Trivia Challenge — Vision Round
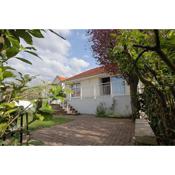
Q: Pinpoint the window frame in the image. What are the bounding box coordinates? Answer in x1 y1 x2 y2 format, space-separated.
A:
111 76 126 95
71 83 81 98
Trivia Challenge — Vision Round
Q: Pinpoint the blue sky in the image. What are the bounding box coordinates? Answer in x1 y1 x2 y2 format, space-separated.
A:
67 30 97 67
68 30 97 68
7 30 99 85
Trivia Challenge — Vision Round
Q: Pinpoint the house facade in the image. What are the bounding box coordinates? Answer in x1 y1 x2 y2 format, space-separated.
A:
55 66 132 117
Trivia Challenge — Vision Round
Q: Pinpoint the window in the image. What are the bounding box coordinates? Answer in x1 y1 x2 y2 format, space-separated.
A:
111 76 125 95
71 83 80 97
100 77 111 95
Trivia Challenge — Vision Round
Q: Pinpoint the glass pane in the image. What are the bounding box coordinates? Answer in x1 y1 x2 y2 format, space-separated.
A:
71 83 80 97
111 76 125 95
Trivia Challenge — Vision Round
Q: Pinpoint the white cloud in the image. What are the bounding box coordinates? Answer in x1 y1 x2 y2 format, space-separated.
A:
56 30 71 37
7 30 90 86
70 57 89 71
33 31 71 56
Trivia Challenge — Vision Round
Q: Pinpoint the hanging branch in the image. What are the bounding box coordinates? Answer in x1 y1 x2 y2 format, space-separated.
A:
133 30 175 73
131 49 148 71
134 66 168 109
133 45 155 51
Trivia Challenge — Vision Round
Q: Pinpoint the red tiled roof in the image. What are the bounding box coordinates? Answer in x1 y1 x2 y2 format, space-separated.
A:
57 76 67 81
65 66 106 81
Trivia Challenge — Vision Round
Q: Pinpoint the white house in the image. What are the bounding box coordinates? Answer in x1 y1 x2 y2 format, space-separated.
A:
54 66 132 117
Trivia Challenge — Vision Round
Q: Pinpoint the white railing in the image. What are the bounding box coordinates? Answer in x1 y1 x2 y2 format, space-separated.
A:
69 82 111 99
68 81 126 100
99 82 111 96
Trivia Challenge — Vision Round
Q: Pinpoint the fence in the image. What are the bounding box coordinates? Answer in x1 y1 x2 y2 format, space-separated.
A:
0 112 30 146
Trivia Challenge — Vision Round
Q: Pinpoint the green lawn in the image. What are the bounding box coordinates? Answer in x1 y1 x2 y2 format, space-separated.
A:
5 115 72 146
17 114 72 131
28 115 72 145
29 116 72 131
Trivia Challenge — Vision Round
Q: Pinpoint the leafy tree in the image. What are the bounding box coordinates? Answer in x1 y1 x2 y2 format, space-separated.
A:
0 29 66 145
89 29 175 144
49 85 66 103
120 29 175 144
88 30 140 119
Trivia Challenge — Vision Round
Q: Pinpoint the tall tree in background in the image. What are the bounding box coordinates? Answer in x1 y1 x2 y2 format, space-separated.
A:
88 30 139 119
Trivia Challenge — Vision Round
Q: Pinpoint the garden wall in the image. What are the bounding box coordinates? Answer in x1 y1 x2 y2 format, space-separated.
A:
68 95 132 116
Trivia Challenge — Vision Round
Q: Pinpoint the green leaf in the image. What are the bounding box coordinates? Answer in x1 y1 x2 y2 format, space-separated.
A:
4 108 18 115
6 47 19 58
29 30 44 38
49 30 66 40
16 30 33 45
0 123 8 135
6 33 20 48
25 46 36 51
4 66 16 71
35 114 44 121
4 37 11 48
39 101 53 114
15 57 32 65
3 71 15 79
24 50 42 59
110 33 117 38
1 102 16 108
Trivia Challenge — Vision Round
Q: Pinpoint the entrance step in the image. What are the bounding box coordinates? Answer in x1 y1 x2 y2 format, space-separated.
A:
51 103 80 115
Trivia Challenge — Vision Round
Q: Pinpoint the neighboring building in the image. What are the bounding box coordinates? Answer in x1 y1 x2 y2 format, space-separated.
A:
54 66 132 116
53 76 67 88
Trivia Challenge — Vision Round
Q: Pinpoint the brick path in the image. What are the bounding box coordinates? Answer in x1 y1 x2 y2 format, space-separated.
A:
31 115 134 145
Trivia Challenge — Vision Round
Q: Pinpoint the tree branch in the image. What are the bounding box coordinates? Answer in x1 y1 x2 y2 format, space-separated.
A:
144 64 159 83
134 66 167 108
154 29 160 49
132 49 147 69
123 45 133 61
133 44 156 51
133 30 175 74
156 49 175 73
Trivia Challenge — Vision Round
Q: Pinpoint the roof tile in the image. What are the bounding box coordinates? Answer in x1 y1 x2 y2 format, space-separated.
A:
57 76 67 81
65 66 106 81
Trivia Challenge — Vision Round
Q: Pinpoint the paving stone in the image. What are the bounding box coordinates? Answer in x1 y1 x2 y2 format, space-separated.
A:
31 115 134 146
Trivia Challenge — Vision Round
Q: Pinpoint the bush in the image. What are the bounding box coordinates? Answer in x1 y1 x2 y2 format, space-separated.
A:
96 103 108 117
96 103 115 117
96 102 123 118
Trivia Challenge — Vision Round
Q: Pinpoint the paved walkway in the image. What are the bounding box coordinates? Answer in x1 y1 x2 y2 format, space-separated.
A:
31 115 134 145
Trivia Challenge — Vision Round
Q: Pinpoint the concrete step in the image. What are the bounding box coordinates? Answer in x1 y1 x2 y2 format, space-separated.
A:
134 119 157 145
51 104 80 115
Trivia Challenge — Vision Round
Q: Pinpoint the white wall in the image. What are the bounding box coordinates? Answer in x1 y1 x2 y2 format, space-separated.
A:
67 74 132 116
68 95 132 117
80 76 130 98
113 95 132 116
80 77 100 98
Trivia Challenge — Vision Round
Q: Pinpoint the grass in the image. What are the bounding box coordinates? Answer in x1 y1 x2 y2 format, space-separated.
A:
29 116 72 131
4 115 72 146
28 115 72 145
28 139 45 145
17 114 72 131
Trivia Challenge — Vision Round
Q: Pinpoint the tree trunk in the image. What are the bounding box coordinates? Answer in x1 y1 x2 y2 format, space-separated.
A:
129 76 139 120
